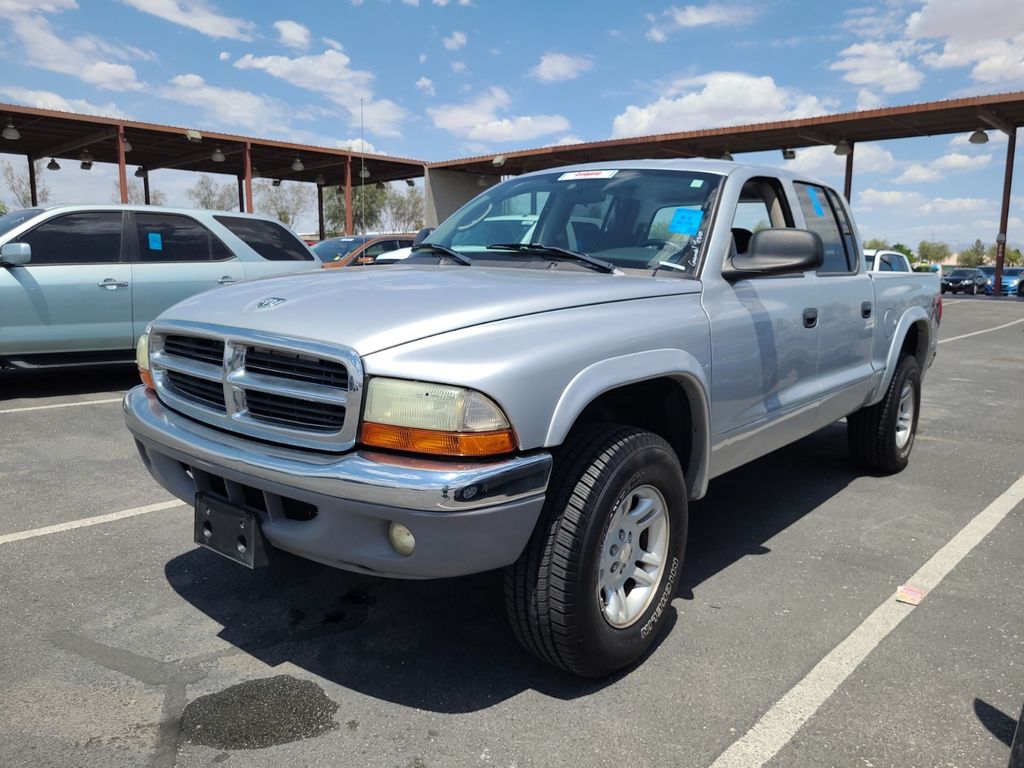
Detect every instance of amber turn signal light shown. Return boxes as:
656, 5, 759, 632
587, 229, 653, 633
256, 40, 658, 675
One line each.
360, 422, 516, 457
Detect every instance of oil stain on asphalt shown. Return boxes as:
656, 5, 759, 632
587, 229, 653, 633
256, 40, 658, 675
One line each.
181, 675, 339, 750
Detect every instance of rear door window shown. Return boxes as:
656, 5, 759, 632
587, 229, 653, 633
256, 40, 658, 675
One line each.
794, 183, 853, 274
214, 216, 314, 261
16, 211, 123, 265
135, 213, 233, 262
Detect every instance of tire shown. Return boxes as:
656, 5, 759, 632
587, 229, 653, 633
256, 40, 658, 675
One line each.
972, 284, 978, 295
504, 424, 687, 677
847, 355, 921, 473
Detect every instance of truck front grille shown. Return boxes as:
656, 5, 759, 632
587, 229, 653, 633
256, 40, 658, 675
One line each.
151, 325, 363, 452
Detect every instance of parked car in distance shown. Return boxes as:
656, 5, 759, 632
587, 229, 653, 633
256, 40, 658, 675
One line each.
373, 246, 412, 264
864, 249, 912, 272
313, 233, 416, 268
941, 267, 987, 295
984, 266, 1024, 295
0, 204, 320, 368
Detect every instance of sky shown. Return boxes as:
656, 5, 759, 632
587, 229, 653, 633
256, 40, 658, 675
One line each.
0, 0, 1022, 247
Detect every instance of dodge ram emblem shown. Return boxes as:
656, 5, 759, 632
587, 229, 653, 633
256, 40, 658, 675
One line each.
256, 296, 287, 309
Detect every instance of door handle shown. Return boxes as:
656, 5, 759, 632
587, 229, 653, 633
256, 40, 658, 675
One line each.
802, 307, 818, 328
861, 301, 873, 319
97, 278, 129, 289
217, 275, 237, 285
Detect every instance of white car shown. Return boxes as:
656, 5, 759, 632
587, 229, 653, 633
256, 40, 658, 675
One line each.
863, 248, 912, 272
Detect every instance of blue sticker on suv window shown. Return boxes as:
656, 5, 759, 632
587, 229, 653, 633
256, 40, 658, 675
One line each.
668, 208, 703, 235
148, 232, 163, 251
807, 187, 825, 217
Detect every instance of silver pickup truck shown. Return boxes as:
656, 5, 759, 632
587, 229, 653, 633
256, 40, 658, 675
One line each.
124, 160, 940, 677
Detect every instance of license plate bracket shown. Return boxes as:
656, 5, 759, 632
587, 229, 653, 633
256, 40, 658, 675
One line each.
194, 492, 269, 569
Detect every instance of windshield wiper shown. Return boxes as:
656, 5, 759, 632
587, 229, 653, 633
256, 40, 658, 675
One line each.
411, 243, 472, 266
485, 242, 615, 274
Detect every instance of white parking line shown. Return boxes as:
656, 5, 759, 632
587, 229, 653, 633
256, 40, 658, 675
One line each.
0, 397, 123, 415
709, 472, 1024, 768
938, 317, 1024, 344
0, 500, 185, 546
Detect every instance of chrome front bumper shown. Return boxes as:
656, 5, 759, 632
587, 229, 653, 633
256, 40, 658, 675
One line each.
124, 386, 552, 578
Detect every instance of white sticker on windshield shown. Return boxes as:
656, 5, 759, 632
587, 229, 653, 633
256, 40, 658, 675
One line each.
557, 170, 619, 181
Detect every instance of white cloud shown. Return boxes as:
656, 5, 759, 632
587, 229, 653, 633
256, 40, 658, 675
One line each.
218, 50, 230, 61
335, 137, 377, 154
646, 4, 757, 42
857, 188, 924, 210
433, 0, 449, 4
322, 37, 343, 51
784, 143, 895, 178
0, 86, 128, 118
555, 135, 584, 145
895, 151, 993, 183
121, 0, 256, 40
917, 197, 989, 215
451, 61, 466, 73
274, 20, 310, 50
427, 86, 570, 143
4, 12, 144, 90
415, 76, 435, 95
856, 89, 883, 110
443, 30, 467, 50
907, 0, 1024, 84
418, 53, 427, 63
159, 74, 289, 132
830, 41, 924, 94
611, 72, 833, 138
234, 50, 407, 137
402, 0, 419, 5
531, 53, 593, 83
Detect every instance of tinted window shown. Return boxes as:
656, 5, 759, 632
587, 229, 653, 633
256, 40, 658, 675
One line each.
879, 255, 895, 272
135, 213, 232, 263
0, 208, 43, 238
795, 183, 852, 273
215, 216, 314, 261
17, 211, 123, 265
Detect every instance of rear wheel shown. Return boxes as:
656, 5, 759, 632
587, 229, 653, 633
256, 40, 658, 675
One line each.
505, 425, 687, 677
847, 355, 920, 473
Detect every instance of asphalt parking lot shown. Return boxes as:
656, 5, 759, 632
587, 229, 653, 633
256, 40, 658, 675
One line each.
2, 296, 1023, 768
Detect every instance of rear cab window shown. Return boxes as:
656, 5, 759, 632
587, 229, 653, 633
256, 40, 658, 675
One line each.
215, 216, 314, 261
794, 183, 855, 274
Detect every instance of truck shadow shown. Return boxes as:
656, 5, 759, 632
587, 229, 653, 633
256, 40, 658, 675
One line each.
164, 422, 860, 713
0, 363, 137, 401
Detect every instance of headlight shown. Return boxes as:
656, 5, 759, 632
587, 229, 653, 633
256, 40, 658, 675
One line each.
360, 377, 516, 457
136, 331, 154, 390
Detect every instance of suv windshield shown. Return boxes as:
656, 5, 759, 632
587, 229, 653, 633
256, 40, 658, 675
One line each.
0, 208, 43, 238
424, 168, 723, 275
947, 270, 976, 278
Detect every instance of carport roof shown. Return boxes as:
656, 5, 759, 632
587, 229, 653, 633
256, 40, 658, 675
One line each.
427, 90, 1024, 176
0, 102, 425, 185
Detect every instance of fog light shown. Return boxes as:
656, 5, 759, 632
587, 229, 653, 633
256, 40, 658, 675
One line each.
388, 522, 415, 556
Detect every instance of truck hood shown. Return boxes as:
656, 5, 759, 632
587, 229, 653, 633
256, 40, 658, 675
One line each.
160, 265, 702, 355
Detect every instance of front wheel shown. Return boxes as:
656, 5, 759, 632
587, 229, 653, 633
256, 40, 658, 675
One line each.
505, 425, 687, 677
847, 355, 921, 473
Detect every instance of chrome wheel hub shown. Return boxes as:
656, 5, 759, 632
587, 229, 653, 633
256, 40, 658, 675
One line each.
597, 484, 670, 629
895, 380, 915, 450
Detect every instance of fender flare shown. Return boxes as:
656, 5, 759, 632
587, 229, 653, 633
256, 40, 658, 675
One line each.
544, 348, 713, 500
874, 306, 930, 402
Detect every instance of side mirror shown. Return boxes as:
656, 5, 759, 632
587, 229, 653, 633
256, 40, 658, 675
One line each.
412, 227, 434, 247
0, 242, 31, 266
721, 228, 823, 281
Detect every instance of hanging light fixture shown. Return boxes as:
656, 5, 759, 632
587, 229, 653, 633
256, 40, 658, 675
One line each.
272, 179, 282, 187
80, 160, 93, 171
79, 149, 93, 170
491, 154, 506, 167
314, 173, 325, 185
134, 166, 147, 178
2, 119, 20, 141
405, 179, 415, 187
123, 138, 133, 153
252, 166, 261, 178
211, 146, 226, 162
46, 158, 61, 171
833, 139, 852, 156
291, 156, 304, 171
781, 148, 796, 160
968, 129, 989, 145
359, 166, 370, 179
720, 151, 734, 161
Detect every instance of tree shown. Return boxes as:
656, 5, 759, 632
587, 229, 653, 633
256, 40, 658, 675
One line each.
864, 237, 889, 250
254, 180, 313, 227
917, 240, 950, 264
187, 175, 236, 211
985, 243, 1023, 266
958, 238, 985, 266
891, 242, 914, 261
379, 185, 424, 232
1, 160, 50, 209
323, 183, 387, 234
0, 200, 6, 215
110, 178, 166, 206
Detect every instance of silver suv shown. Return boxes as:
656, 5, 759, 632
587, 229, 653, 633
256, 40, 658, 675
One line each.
0, 204, 320, 367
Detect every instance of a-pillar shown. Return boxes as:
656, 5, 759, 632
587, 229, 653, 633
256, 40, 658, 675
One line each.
27, 156, 37, 206
317, 183, 325, 241
843, 143, 855, 202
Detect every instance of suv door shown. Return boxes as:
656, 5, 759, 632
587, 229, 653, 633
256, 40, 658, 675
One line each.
128, 212, 245, 342
0, 210, 131, 356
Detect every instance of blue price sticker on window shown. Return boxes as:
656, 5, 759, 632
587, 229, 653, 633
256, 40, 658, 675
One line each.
668, 208, 703, 235
807, 187, 825, 217
147, 232, 163, 251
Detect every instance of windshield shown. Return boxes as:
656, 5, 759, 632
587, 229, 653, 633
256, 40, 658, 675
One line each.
1004, 268, 1023, 276
948, 270, 975, 278
312, 237, 365, 263
424, 168, 723, 275
0, 208, 43, 238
